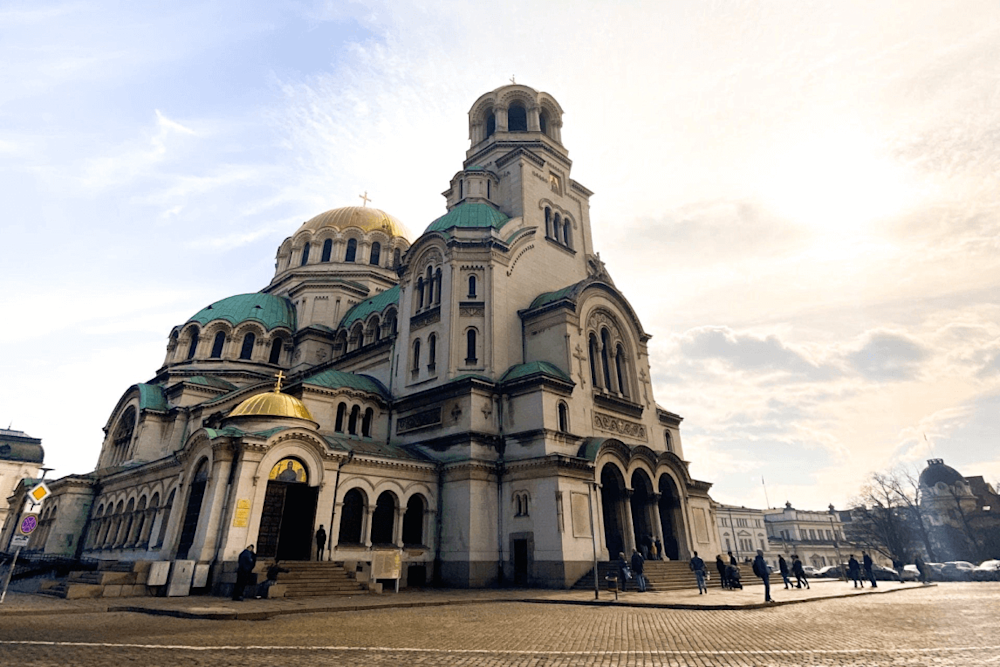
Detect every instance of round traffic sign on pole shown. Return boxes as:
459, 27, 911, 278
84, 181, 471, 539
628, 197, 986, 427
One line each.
19, 515, 37, 535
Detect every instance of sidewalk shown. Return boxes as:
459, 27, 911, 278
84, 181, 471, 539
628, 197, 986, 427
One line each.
0, 577, 931, 621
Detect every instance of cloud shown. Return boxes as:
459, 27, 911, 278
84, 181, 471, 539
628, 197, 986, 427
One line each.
846, 330, 929, 382
675, 326, 833, 381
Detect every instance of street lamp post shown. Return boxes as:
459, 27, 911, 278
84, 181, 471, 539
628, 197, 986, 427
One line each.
829, 515, 845, 581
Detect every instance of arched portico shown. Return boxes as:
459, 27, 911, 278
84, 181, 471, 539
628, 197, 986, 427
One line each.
657, 473, 687, 560
599, 463, 628, 559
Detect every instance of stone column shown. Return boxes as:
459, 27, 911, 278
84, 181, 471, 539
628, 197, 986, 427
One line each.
623, 490, 636, 556
651, 493, 665, 553
394, 507, 405, 548
363, 504, 375, 548
528, 105, 540, 131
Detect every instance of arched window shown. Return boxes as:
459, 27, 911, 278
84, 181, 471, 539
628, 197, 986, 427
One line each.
362, 408, 373, 437
371, 492, 397, 545
393, 248, 401, 269
345, 238, 357, 262
154, 489, 174, 548
563, 219, 572, 248
372, 316, 382, 342
615, 343, 629, 399
508, 102, 527, 132
239, 332, 255, 360
210, 331, 226, 358
321, 239, 333, 262
300, 243, 310, 266
268, 338, 283, 364
558, 402, 569, 433
428, 333, 437, 369
545, 207, 552, 238
335, 403, 346, 432
402, 495, 425, 546
187, 329, 200, 360
588, 333, 600, 387
435, 268, 442, 303
487, 180, 490, 199
466, 329, 477, 364
416, 277, 425, 310
468, 275, 477, 298
338, 489, 365, 544
385, 310, 398, 336
348, 405, 360, 435
459, 179, 463, 199
539, 110, 548, 135
600, 329, 612, 390
369, 242, 381, 266
412, 339, 421, 372
111, 406, 136, 465
664, 431, 672, 452
486, 110, 496, 138
425, 266, 434, 305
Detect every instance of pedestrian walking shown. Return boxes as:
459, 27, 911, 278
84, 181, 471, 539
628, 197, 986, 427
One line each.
631, 548, 647, 592
640, 534, 652, 560
232, 544, 256, 601
315, 524, 327, 561
862, 552, 877, 588
778, 555, 792, 589
654, 537, 663, 560
716, 554, 729, 589
914, 554, 929, 585
689, 550, 708, 594
792, 555, 810, 589
617, 552, 632, 592
753, 549, 773, 602
848, 554, 863, 588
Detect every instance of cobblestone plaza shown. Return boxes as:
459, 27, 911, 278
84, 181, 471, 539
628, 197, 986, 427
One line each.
2, 583, 997, 666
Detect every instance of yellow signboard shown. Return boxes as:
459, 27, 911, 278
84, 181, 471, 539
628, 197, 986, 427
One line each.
232, 499, 251, 527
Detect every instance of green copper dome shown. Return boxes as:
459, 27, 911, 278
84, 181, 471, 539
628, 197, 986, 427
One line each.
424, 203, 509, 235
187, 293, 296, 331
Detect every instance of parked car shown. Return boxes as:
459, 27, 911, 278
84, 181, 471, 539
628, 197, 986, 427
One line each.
817, 565, 842, 578
972, 559, 1000, 581
941, 561, 976, 581
802, 565, 821, 577
897, 566, 918, 582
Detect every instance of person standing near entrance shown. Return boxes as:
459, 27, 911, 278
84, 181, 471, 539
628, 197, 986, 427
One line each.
232, 544, 256, 601
315, 525, 327, 561
778, 555, 792, 589
753, 549, 773, 603
862, 552, 877, 588
631, 548, 646, 592
715, 554, 728, 589
689, 551, 708, 594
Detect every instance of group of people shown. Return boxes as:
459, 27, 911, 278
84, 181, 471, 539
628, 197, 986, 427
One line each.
229, 523, 331, 602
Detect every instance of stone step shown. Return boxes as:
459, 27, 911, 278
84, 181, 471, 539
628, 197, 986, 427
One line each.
264, 561, 365, 598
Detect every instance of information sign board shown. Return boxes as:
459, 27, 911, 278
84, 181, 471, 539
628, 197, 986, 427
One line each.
10, 535, 29, 548
371, 550, 402, 580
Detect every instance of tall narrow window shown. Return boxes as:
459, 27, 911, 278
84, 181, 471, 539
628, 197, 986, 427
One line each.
412, 339, 421, 372
539, 110, 548, 135
459, 179, 463, 199
428, 333, 437, 369
239, 332, 255, 360
348, 405, 360, 435
466, 329, 477, 363
362, 408, 373, 437
588, 334, 600, 387
210, 331, 226, 358
553, 214, 562, 243
345, 239, 357, 262
369, 242, 381, 265
268, 338, 282, 364
393, 248, 401, 269
664, 431, 672, 452
335, 403, 346, 432
508, 102, 527, 132
416, 277, 425, 310
558, 402, 569, 432
425, 266, 434, 305
321, 239, 333, 262
468, 275, 477, 297
187, 330, 200, 360
563, 220, 572, 248
486, 111, 496, 137
435, 268, 442, 304
545, 207, 552, 238
300, 243, 310, 266
487, 180, 490, 199
616, 344, 629, 398
601, 330, 612, 390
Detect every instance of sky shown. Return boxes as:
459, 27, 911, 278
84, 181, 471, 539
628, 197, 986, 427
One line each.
1, 0, 998, 512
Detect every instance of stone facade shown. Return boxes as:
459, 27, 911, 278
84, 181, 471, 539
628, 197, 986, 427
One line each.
0, 428, 43, 534
6, 84, 721, 593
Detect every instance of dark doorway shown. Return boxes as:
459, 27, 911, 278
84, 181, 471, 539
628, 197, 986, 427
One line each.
407, 564, 427, 587
176, 460, 209, 559
370, 492, 397, 545
658, 475, 683, 561
257, 482, 318, 560
513, 539, 529, 586
631, 470, 654, 555
600, 464, 627, 559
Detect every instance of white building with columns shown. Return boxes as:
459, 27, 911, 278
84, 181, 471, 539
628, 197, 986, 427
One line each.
6, 83, 721, 592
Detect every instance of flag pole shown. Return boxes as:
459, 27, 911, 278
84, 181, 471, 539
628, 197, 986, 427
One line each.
762, 476, 771, 510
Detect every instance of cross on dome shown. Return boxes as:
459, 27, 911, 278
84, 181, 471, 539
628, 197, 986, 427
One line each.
359, 191, 371, 207
274, 370, 286, 392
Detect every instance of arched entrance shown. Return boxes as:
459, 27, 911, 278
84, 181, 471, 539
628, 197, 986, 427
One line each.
257, 457, 318, 560
600, 464, 627, 559
657, 474, 685, 561
630, 470, 654, 556
176, 459, 209, 559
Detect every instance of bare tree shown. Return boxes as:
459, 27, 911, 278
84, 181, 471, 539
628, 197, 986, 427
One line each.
850, 472, 916, 564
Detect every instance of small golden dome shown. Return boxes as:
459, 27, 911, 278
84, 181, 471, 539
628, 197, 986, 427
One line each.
301, 206, 409, 239
229, 391, 314, 421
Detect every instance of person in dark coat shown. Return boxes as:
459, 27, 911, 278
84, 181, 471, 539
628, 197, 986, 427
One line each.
315, 525, 327, 561
778, 555, 792, 589
753, 549, 772, 602
233, 544, 256, 601
617, 552, 631, 591
728, 550, 738, 568
862, 552, 877, 588
631, 548, 646, 592
689, 550, 707, 594
716, 554, 729, 589
848, 555, 863, 588
914, 554, 929, 584
640, 534, 652, 560
792, 555, 810, 589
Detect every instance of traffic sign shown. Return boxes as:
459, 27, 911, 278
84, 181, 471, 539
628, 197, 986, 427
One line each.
28, 482, 51, 504
10, 535, 29, 548
18, 515, 38, 535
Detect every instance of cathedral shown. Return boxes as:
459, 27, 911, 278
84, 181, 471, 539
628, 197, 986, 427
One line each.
4, 84, 722, 592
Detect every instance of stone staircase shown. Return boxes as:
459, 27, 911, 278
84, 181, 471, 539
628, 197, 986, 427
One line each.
39, 561, 151, 599
573, 560, 754, 592
269, 561, 366, 598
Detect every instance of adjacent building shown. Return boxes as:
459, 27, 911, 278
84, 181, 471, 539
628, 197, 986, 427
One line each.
714, 503, 769, 562
764, 502, 848, 570
0, 428, 44, 533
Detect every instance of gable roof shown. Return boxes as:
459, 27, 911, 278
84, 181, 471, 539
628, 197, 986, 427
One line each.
339, 285, 400, 329
302, 369, 392, 400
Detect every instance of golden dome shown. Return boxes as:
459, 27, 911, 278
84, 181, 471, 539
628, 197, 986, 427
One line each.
301, 206, 409, 239
229, 390, 314, 421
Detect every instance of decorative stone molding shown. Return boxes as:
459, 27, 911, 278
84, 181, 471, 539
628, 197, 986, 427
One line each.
410, 306, 440, 331
396, 407, 442, 434
593, 412, 647, 441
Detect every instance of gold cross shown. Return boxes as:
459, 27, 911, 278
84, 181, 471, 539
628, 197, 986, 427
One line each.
359, 191, 371, 207
274, 370, 286, 392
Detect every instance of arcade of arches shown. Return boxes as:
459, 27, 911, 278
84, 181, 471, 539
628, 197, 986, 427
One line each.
599, 462, 688, 561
